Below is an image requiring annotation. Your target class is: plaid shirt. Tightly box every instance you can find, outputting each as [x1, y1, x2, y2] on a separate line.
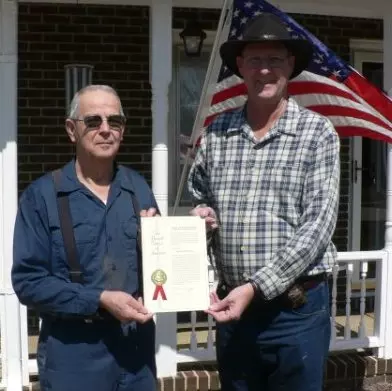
[188, 98, 340, 300]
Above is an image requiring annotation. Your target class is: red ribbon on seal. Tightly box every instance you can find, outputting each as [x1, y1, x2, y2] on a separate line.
[153, 284, 167, 300]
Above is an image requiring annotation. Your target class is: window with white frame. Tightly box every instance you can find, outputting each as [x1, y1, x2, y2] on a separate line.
[169, 31, 214, 213]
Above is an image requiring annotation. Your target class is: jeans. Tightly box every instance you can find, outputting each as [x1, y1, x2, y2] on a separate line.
[216, 281, 331, 391]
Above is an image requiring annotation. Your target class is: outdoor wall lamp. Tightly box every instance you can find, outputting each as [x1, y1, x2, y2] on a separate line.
[180, 21, 207, 57]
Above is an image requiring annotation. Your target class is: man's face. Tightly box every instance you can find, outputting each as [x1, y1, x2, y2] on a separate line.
[65, 90, 125, 160]
[236, 42, 295, 103]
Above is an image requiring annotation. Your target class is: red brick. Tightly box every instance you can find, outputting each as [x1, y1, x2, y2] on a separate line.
[43, 33, 74, 43]
[27, 23, 56, 33]
[57, 24, 85, 34]
[42, 14, 71, 24]
[86, 6, 116, 16]
[57, 5, 86, 15]
[85, 25, 114, 34]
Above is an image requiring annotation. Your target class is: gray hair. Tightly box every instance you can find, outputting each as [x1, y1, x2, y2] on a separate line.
[67, 85, 125, 119]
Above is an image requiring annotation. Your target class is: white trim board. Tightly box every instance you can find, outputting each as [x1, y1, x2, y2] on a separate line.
[273, 0, 389, 19]
[19, 0, 391, 19]
[350, 39, 383, 53]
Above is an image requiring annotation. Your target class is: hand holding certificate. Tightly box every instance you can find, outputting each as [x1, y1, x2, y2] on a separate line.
[141, 216, 210, 313]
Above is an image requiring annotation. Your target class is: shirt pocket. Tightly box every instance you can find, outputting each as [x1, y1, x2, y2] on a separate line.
[252, 163, 304, 223]
[209, 162, 247, 207]
[260, 162, 303, 191]
[50, 222, 97, 279]
[120, 218, 139, 292]
[262, 162, 303, 198]
[121, 217, 139, 249]
[51, 222, 96, 245]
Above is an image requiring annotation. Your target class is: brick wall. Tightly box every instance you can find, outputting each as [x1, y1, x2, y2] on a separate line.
[18, 3, 151, 189]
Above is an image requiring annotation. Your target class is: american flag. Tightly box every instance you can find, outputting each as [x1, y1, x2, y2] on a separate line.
[198, 0, 392, 144]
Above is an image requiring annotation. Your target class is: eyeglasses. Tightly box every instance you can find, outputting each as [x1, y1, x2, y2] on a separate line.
[243, 56, 288, 69]
[73, 114, 126, 130]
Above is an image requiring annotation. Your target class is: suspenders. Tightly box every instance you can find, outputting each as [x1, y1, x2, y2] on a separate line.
[51, 169, 144, 296]
[52, 169, 83, 283]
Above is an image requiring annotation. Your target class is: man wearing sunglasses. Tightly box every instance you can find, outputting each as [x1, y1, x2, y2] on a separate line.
[12, 85, 159, 391]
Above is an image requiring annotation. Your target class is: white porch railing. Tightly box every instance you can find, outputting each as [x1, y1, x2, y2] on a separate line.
[2, 250, 392, 386]
[154, 250, 392, 377]
[329, 251, 389, 352]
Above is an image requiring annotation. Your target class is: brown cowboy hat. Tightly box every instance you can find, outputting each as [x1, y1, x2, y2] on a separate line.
[220, 13, 313, 79]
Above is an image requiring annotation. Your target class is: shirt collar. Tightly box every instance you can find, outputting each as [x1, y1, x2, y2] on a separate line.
[225, 97, 300, 138]
[55, 160, 83, 193]
[54, 159, 136, 194]
[278, 98, 300, 136]
[226, 108, 247, 136]
[117, 165, 136, 194]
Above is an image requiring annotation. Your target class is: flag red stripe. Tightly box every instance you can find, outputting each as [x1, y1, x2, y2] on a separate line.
[204, 113, 218, 127]
[206, 93, 392, 132]
[288, 81, 360, 104]
[206, 75, 392, 143]
[211, 83, 247, 105]
[307, 105, 392, 132]
[204, 107, 238, 127]
[213, 79, 362, 107]
[344, 72, 392, 124]
[337, 126, 392, 143]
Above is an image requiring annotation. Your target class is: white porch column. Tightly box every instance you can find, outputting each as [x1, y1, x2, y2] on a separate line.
[0, 0, 26, 390]
[150, 0, 178, 378]
[382, 12, 392, 359]
[384, 15, 392, 251]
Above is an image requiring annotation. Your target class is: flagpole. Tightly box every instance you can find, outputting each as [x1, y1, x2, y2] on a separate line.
[172, 0, 234, 215]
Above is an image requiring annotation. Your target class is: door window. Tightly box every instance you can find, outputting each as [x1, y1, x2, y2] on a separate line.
[359, 61, 386, 255]
[170, 47, 211, 208]
[351, 50, 384, 285]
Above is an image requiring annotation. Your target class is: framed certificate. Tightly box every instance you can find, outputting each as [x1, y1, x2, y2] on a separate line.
[141, 216, 210, 313]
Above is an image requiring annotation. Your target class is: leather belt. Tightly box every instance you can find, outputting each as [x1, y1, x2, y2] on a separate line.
[42, 309, 117, 324]
[218, 273, 328, 310]
[296, 273, 328, 291]
[219, 273, 327, 295]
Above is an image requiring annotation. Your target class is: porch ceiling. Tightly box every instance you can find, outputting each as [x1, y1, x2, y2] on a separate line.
[19, 0, 392, 18]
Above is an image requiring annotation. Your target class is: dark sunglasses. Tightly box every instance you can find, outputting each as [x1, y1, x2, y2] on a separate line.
[73, 114, 126, 130]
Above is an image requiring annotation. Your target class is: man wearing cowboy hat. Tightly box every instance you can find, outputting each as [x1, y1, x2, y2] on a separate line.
[188, 12, 340, 390]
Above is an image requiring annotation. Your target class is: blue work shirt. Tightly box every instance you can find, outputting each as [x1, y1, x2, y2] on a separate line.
[12, 160, 158, 316]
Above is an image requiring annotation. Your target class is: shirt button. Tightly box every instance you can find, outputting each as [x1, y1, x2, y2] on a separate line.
[108, 236, 113, 242]
[240, 246, 247, 252]
[243, 218, 249, 224]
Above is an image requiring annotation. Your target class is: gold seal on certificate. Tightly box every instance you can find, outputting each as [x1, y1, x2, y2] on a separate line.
[151, 269, 167, 300]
